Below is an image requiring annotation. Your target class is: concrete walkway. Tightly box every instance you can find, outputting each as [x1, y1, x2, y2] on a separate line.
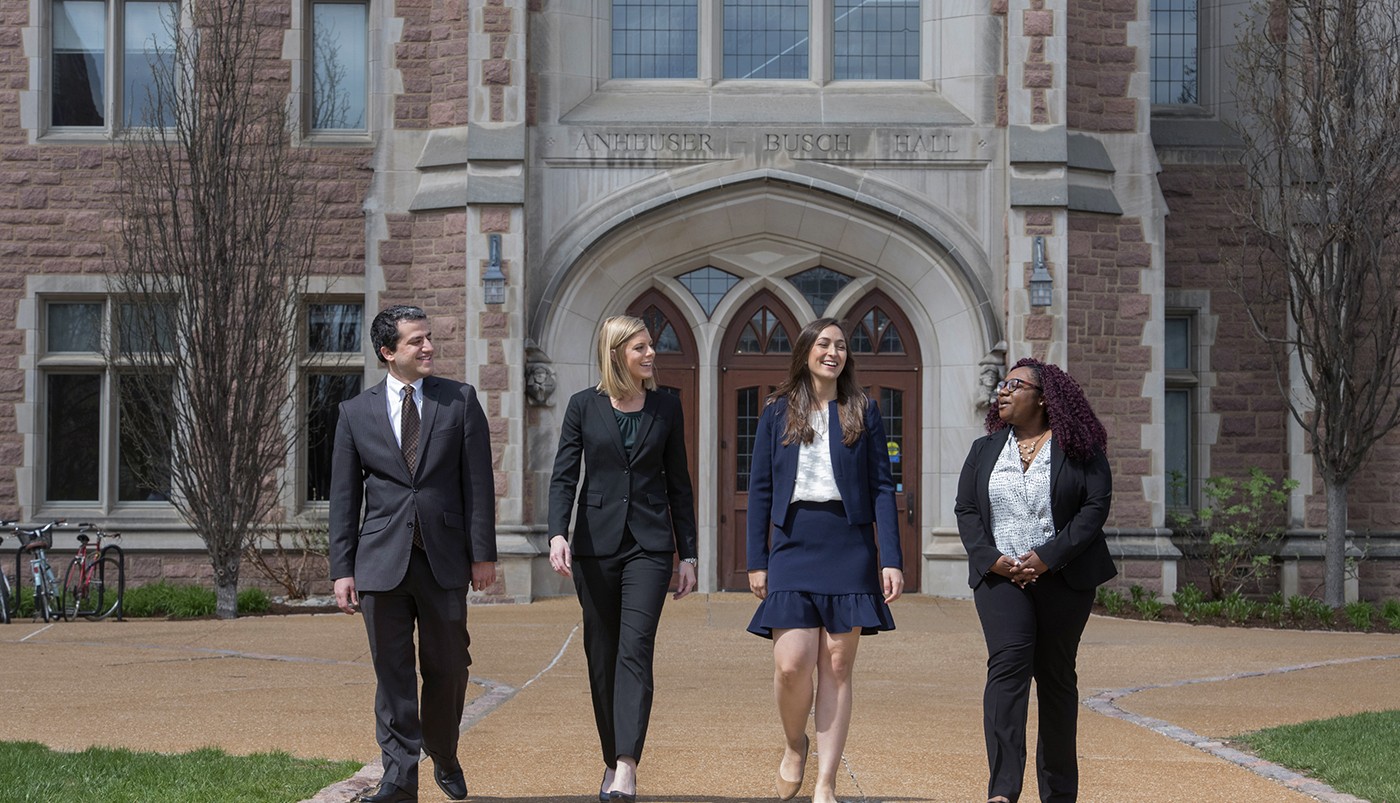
[2, 593, 1397, 802]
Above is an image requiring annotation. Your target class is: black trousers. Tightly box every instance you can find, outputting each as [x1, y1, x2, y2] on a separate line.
[573, 532, 672, 766]
[360, 546, 471, 790]
[973, 571, 1093, 803]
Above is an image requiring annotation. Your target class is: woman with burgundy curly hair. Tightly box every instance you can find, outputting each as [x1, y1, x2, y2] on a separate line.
[954, 357, 1115, 803]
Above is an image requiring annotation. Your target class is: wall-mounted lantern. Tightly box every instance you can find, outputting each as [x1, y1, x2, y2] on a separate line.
[1029, 235, 1053, 308]
[483, 233, 506, 305]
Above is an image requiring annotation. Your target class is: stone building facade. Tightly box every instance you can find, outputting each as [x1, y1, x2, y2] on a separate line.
[3, 0, 1397, 601]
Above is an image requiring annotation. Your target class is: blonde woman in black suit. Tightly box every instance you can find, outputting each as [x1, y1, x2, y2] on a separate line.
[548, 315, 699, 803]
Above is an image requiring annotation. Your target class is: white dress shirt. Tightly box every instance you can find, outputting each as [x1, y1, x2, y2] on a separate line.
[384, 374, 424, 448]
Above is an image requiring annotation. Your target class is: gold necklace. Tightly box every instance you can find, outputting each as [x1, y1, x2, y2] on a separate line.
[1017, 429, 1049, 463]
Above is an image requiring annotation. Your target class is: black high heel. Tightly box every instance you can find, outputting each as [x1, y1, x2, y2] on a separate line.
[608, 792, 637, 803]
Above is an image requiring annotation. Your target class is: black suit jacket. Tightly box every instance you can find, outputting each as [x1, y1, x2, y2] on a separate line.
[329, 376, 497, 592]
[954, 428, 1116, 591]
[548, 388, 698, 559]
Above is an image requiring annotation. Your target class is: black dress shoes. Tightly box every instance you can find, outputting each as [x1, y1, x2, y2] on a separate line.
[607, 791, 637, 803]
[433, 761, 469, 801]
[355, 781, 416, 803]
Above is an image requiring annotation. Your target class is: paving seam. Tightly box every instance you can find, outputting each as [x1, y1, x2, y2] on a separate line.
[1083, 652, 1400, 803]
[306, 622, 582, 803]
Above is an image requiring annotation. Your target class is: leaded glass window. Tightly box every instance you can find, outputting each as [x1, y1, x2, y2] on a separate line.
[640, 305, 683, 353]
[678, 266, 739, 318]
[1150, 0, 1198, 104]
[612, 0, 698, 78]
[834, 0, 919, 79]
[850, 307, 903, 354]
[787, 267, 852, 315]
[734, 307, 791, 354]
[723, 0, 808, 79]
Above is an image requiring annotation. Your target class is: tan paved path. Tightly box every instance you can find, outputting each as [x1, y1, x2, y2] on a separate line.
[2, 593, 1397, 802]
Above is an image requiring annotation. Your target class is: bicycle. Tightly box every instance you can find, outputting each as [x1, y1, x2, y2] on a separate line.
[7, 520, 65, 623]
[0, 520, 14, 624]
[61, 522, 125, 621]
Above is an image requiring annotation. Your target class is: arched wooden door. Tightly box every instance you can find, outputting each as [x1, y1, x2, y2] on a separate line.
[627, 291, 699, 589]
[717, 292, 800, 590]
[846, 291, 922, 590]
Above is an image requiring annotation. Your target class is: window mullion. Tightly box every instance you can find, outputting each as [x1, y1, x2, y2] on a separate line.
[810, 0, 830, 84]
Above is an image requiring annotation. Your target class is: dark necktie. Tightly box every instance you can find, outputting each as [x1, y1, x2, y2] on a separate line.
[401, 385, 420, 474]
[402, 386, 424, 549]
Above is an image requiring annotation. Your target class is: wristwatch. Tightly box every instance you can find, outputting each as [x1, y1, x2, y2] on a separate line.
[681, 557, 698, 567]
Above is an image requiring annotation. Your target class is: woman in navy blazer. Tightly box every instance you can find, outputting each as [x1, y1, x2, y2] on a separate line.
[955, 358, 1114, 803]
[747, 317, 903, 803]
[548, 315, 698, 803]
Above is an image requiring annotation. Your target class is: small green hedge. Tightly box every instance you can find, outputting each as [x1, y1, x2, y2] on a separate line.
[120, 581, 270, 618]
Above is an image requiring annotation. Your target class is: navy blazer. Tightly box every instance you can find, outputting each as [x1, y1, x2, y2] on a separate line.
[954, 428, 1116, 591]
[329, 376, 498, 593]
[548, 388, 698, 559]
[746, 397, 902, 572]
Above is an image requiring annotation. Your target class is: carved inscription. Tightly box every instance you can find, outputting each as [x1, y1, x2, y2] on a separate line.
[574, 132, 715, 154]
[564, 129, 967, 160]
[893, 132, 958, 154]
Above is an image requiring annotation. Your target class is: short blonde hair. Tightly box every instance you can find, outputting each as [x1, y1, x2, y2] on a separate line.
[595, 315, 658, 399]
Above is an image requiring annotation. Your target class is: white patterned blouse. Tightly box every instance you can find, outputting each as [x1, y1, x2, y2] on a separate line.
[988, 430, 1055, 558]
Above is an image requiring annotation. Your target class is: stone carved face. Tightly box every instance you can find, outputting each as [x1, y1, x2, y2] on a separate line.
[526, 362, 557, 406]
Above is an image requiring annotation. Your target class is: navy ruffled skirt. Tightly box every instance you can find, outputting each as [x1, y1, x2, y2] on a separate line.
[748, 500, 896, 639]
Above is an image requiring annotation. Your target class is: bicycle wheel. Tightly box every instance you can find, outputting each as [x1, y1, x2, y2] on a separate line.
[87, 555, 124, 621]
[61, 558, 89, 621]
[35, 573, 54, 623]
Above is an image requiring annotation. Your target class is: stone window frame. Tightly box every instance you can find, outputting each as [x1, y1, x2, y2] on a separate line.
[22, 278, 183, 519]
[601, 0, 938, 84]
[298, 294, 366, 509]
[1164, 290, 1217, 515]
[299, 0, 374, 138]
[28, 0, 184, 142]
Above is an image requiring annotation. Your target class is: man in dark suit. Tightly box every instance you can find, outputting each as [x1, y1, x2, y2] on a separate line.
[331, 305, 497, 803]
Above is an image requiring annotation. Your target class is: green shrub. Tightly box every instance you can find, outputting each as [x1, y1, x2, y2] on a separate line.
[1260, 601, 1286, 627]
[1344, 601, 1374, 631]
[1096, 587, 1128, 615]
[1169, 468, 1298, 600]
[237, 587, 271, 615]
[1173, 583, 1206, 609]
[1222, 591, 1258, 623]
[1286, 594, 1313, 622]
[1383, 599, 1400, 629]
[1129, 584, 1151, 604]
[1196, 600, 1225, 620]
[1136, 597, 1164, 621]
[122, 582, 271, 618]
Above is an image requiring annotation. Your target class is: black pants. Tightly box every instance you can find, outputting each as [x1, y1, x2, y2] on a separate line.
[360, 546, 470, 791]
[573, 532, 672, 766]
[973, 571, 1093, 803]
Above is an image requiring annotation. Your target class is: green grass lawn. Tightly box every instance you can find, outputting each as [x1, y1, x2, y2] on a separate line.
[0, 741, 361, 803]
[1238, 709, 1400, 803]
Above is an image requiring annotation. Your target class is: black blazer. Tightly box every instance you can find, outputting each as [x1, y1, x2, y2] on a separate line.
[954, 428, 1116, 591]
[548, 388, 698, 559]
[329, 377, 498, 592]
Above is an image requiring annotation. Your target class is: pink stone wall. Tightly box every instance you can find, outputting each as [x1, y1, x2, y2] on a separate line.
[1066, 0, 1139, 131]
[1067, 212, 1152, 528]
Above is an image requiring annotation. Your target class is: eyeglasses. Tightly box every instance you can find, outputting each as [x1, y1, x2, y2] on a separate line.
[996, 378, 1041, 393]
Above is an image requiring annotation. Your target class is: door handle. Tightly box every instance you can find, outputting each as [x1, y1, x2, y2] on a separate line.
[905, 491, 916, 524]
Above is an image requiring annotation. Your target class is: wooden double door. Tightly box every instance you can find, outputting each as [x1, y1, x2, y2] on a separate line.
[629, 288, 922, 593]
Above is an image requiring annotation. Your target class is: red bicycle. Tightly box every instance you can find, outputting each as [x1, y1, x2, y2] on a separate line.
[60, 522, 125, 622]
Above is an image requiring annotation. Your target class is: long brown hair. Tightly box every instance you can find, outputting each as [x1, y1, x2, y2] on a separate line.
[770, 317, 867, 447]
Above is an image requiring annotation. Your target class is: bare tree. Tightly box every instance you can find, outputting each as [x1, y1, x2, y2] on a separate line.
[111, 0, 324, 618]
[1228, 0, 1400, 606]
